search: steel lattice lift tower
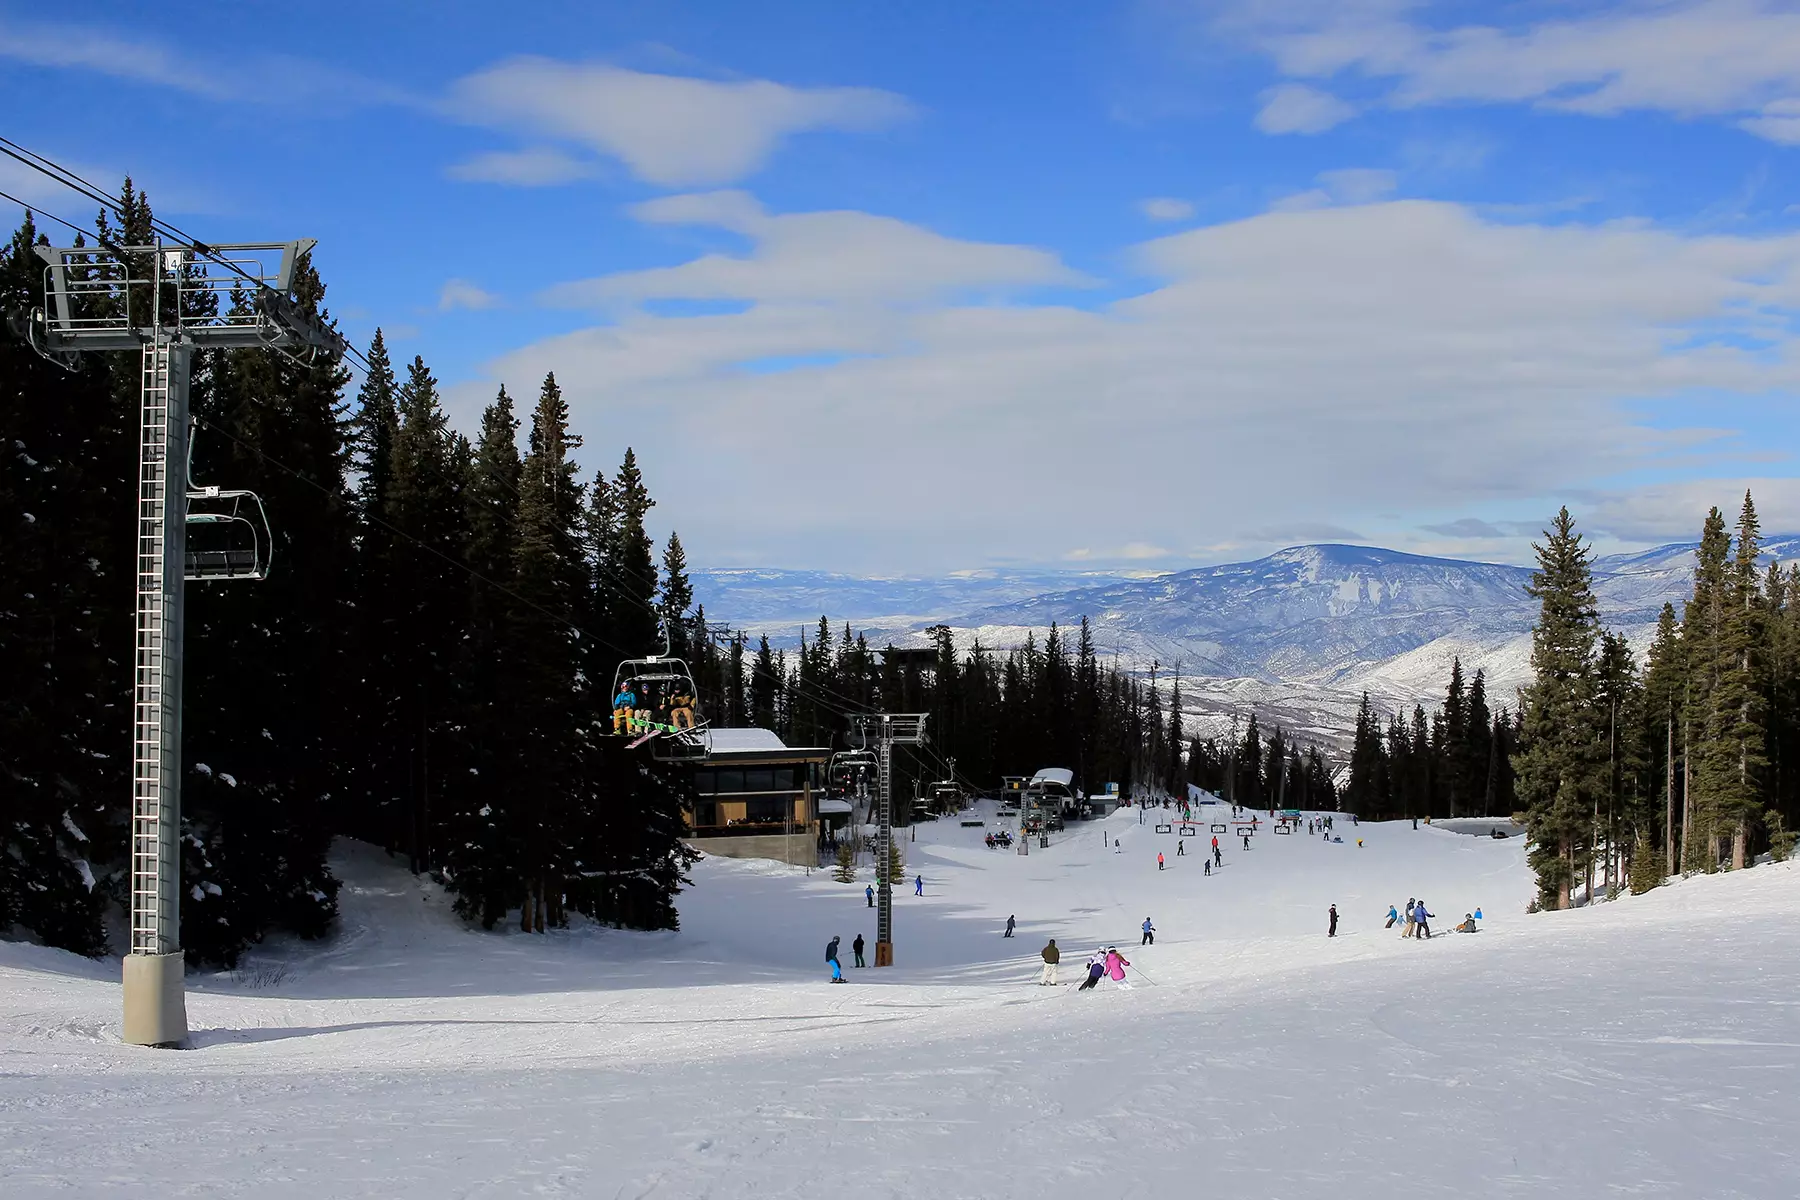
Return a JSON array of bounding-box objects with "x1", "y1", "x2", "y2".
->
[
  {"x1": 19, "y1": 239, "x2": 348, "y2": 1046},
  {"x1": 849, "y1": 713, "x2": 927, "y2": 967}
]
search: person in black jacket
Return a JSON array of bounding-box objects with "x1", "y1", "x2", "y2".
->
[
  {"x1": 1328, "y1": 904, "x2": 1339, "y2": 937},
  {"x1": 852, "y1": 933, "x2": 866, "y2": 967},
  {"x1": 827, "y1": 936, "x2": 844, "y2": 982}
]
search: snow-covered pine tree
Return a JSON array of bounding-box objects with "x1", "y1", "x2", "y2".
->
[
  {"x1": 384, "y1": 356, "x2": 471, "y2": 875},
  {"x1": 1681, "y1": 507, "x2": 1732, "y2": 872},
  {"x1": 440, "y1": 386, "x2": 522, "y2": 928},
  {"x1": 1514, "y1": 507, "x2": 1605, "y2": 909},
  {"x1": 505, "y1": 374, "x2": 586, "y2": 933},
  {"x1": 0, "y1": 211, "x2": 127, "y2": 955}
]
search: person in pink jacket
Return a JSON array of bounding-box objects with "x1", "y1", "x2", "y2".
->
[{"x1": 1104, "y1": 947, "x2": 1130, "y2": 982}]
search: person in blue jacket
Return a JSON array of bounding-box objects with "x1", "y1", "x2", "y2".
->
[
  {"x1": 1385, "y1": 903, "x2": 1400, "y2": 929},
  {"x1": 1414, "y1": 901, "x2": 1434, "y2": 940},
  {"x1": 865, "y1": 884, "x2": 874, "y2": 908},
  {"x1": 914, "y1": 874, "x2": 924, "y2": 896},
  {"x1": 1141, "y1": 917, "x2": 1155, "y2": 946}
]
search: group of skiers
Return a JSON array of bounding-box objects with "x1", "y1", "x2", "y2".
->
[
  {"x1": 1036, "y1": 938, "x2": 1133, "y2": 990},
  {"x1": 825, "y1": 933, "x2": 868, "y2": 980},
  {"x1": 1385, "y1": 898, "x2": 1435, "y2": 938}
]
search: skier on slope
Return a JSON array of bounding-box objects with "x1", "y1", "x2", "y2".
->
[
  {"x1": 1158, "y1": 852, "x2": 1165, "y2": 871},
  {"x1": 1328, "y1": 904, "x2": 1339, "y2": 937},
  {"x1": 1005, "y1": 914, "x2": 1016, "y2": 938},
  {"x1": 1402, "y1": 899, "x2": 1417, "y2": 938},
  {"x1": 915, "y1": 874, "x2": 924, "y2": 897},
  {"x1": 827, "y1": 935, "x2": 844, "y2": 983},
  {"x1": 1414, "y1": 901, "x2": 1434, "y2": 940},
  {"x1": 1105, "y1": 947, "x2": 1131, "y2": 983},
  {"x1": 1141, "y1": 917, "x2": 1155, "y2": 946},
  {"x1": 1204, "y1": 859, "x2": 1211, "y2": 876},
  {"x1": 1039, "y1": 939, "x2": 1061, "y2": 986},
  {"x1": 866, "y1": 884, "x2": 874, "y2": 908},
  {"x1": 1385, "y1": 903, "x2": 1399, "y2": 929},
  {"x1": 853, "y1": 933, "x2": 866, "y2": 967},
  {"x1": 1078, "y1": 954, "x2": 1105, "y2": 991}
]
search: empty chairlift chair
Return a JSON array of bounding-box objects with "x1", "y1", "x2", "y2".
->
[{"x1": 184, "y1": 429, "x2": 273, "y2": 582}]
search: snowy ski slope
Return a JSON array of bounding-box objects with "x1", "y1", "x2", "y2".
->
[{"x1": 2, "y1": 806, "x2": 1796, "y2": 1198}]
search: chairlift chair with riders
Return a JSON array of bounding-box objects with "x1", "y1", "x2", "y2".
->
[
  {"x1": 184, "y1": 422, "x2": 274, "y2": 582},
  {"x1": 610, "y1": 624, "x2": 710, "y2": 763}
]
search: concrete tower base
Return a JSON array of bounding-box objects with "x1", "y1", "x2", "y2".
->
[{"x1": 122, "y1": 952, "x2": 187, "y2": 1047}]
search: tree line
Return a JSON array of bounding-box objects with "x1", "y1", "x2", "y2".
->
[
  {"x1": 1, "y1": 196, "x2": 696, "y2": 964},
  {"x1": 672, "y1": 614, "x2": 1339, "y2": 816},
  {"x1": 1339, "y1": 663, "x2": 1520, "y2": 821},
  {"x1": 1515, "y1": 498, "x2": 1800, "y2": 910}
]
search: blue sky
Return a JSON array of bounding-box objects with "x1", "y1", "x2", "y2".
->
[{"x1": 5, "y1": 0, "x2": 1800, "y2": 573}]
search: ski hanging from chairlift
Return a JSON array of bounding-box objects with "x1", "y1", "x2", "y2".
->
[{"x1": 609, "y1": 622, "x2": 710, "y2": 762}]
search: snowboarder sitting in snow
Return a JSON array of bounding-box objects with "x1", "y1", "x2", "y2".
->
[
  {"x1": 1455, "y1": 914, "x2": 1479, "y2": 933},
  {"x1": 1039, "y1": 939, "x2": 1061, "y2": 986},
  {"x1": 827, "y1": 935, "x2": 844, "y2": 982},
  {"x1": 612, "y1": 686, "x2": 637, "y2": 734}
]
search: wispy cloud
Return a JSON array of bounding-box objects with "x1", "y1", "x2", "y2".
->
[
  {"x1": 447, "y1": 59, "x2": 914, "y2": 187},
  {"x1": 1139, "y1": 196, "x2": 1196, "y2": 221},
  {"x1": 446, "y1": 147, "x2": 598, "y2": 187},
  {"x1": 1217, "y1": 0, "x2": 1800, "y2": 144},
  {"x1": 1255, "y1": 82, "x2": 1356, "y2": 134},
  {"x1": 0, "y1": 17, "x2": 414, "y2": 111},
  {"x1": 542, "y1": 190, "x2": 1085, "y2": 308},
  {"x1": 438, "y1": 279, "x2": 500, "y2": 311}
]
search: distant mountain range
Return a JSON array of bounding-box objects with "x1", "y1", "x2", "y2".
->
[{"x1": 694, "y1": 538, "x2": 1800, "y2": 749}]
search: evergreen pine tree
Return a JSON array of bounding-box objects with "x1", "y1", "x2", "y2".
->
[{"x1": 1514, "y1": 507, "x2": 1605, "y2": 909}]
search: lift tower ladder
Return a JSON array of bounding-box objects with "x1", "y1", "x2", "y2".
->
[
  {"x1": 19, "y1": 239, "x2": 348, "y2": 1047},
  {"x1": 849, "y1": 713, "x2": 927, "y2": 967}
]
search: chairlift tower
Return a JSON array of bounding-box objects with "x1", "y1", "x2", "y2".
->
[
  {"x1": 18, "y1": 239, "x2": 348, "y2": 1047},
  {"x1": 849, "y1": 713, "x2": 927, "y2": 967}
]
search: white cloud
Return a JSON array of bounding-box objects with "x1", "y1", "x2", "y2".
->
[
  {"x1": 1255, "y1": 83, "x2": 1358, "y2": 134},
  {"x1": 438, "y1": 279, "x2": 499, "y2": 311},
  {"x1": 0, "y1": 18, "x2": 412, "y2": 111},
  {"x1": 1139, "y1": 197, "x2": 1197, "y2": 221},
  {"x1": 1221, "y1": 0, "x2": 1800, "y2": 143},
  {"x1": 457, "y1": 198, "x2": 1800, "y2": 572},
  {"x1": 542, "y1": 191, "x2": 1085, "y2": 308},
  {"x1": 1742, "y1": 97, "x2": 1800, "y2": 145},
  {"x1": 0, "y1": 19, "x2": 231, "y2": 97},
  {"x1": 448, "y1": 59, "x2": 913, "y2": 187},
  {"x1": 1317, "y1": 167, "x2": 1396, "y2": 203},
  {"x1": 1580, "y1": 478, "x2": 1800, "y2": 542},
  {"x1": 447, "y1": 147, "x2": 597, "y2": 186}
]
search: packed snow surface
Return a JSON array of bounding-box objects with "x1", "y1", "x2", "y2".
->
[{"x1": 3, "y1": 807, "x2": 1797, "y2": 1198}]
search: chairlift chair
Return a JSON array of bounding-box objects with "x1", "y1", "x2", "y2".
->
[
  {"x1": 610, "y1": 628, "x2": 710, "y2": 763},
  {"x1": 184, "y1": 426, "x2": 273, "y2": 582}
]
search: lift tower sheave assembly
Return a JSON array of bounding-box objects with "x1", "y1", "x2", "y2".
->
[
  {"x1": 20, "y1": 239, "x2": 349, "y2": 1047},
  {"x1": 850, "y1": 713, "x2": 927, "y2": 968}
]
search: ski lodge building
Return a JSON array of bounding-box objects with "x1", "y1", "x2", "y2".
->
[{"x1": 683, "y1": 728, "x2": 834, "y2": 867}]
